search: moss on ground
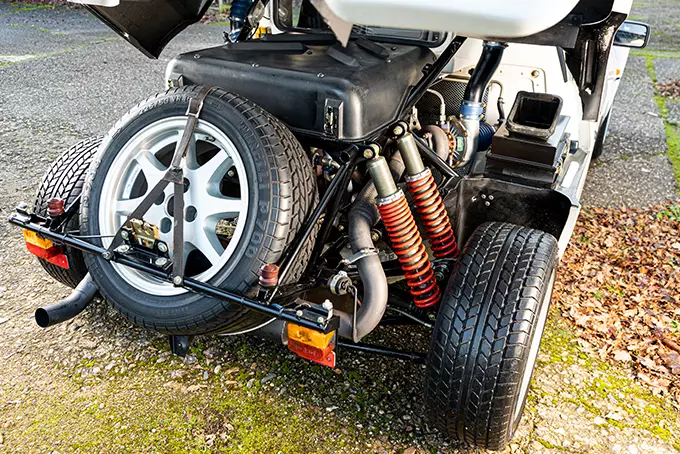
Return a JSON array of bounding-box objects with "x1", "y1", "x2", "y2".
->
[
  {"x1": 639, "y1": 55, "x2": 680, "y2": 190},
  {"x1": 539, "y1": 314, "x2": 680, "y2": 447}
]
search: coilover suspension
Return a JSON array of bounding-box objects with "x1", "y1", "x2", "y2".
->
[
  {"x1": 393, "y1": 123, "x2": 460, "y2": 259},
  {"x1": 366, "y1": 151, "x2": 441, "y2": 309}
]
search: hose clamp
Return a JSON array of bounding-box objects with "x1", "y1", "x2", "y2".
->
[
  {"x1": 339, "y1": 248, "x2": 379, "y2": 267},
  {"x1": 460, "y1": 100, "x2": 484, "y2": 120}
]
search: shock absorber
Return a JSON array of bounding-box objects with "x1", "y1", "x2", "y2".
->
[
  {"x1": 393, "y1": 123, "x2": 460, "y2": 259},
  {"x1": 228, "y1": 0, "x2": 253, "y2": 42},
  {"x1": 366, "y1": 149, "x2": 440, "y2": 309}
]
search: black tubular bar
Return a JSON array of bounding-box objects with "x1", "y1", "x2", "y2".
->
[
  {"x1": 412, "y1": 133, "x2": 461, "y2": 180},
  {"x1": 402, "y1": 36, "x2": 467, "y2": 115},
  {"x1": 276, "y1": 146, "x2": 358, "y2": 289},
  {"x1": 305, "y1": 155, "x2": 357, "y2": 275},
  {"x1": 337, "y1": 340, "x2": 427, "y2": 363},
  {"x1": 9, "y1": 215, "x2": 334, "y2": 333}
]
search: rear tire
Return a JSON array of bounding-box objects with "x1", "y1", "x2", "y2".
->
[
  {"x1": 33, "y1": 137, "x2": 101, "y2": 288},
  {"x1": 81, "y1": 86, "x2": 317, "y2": 335},
  {"x1": 425, "y1": 222, "x2": 558, "y2": 450}
]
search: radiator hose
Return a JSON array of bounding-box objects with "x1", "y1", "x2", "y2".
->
[{"x1": 458, "y1": 41, "x2": 506, "y2": 166}]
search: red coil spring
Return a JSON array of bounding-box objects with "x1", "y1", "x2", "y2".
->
[
  {"x1": 378, "y1": 191, "x2": 441, "y2": 309},
  {"x1": 407, "y1": 169, "x2": 460, "y2": 259}
]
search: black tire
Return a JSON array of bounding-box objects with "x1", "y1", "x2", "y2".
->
[
  {"x1": 33, "y1": 137, "x2": 101, "y2": 288},
  {"x1": 425, "y1": 222, "x2": 558, "y2": 450},
  {"x1": 81, "y1": 86, "x2": 317, "y2": 335},
  {"x1": 591, "y1": 109, "x2": 612, "y2": 160}
]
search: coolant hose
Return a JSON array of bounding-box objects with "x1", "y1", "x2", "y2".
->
[{"x1": 459, "y1": 41, "x2": 506, "y2": 166}]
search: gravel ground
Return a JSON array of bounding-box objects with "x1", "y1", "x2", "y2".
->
[{"x1": 0, "y1": 2, "x2": 679, "y2": 453}]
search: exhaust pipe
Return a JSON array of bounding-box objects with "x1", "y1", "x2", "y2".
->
[{"x1": 35, "y1": 273, "x2": 97, "y2": 328}]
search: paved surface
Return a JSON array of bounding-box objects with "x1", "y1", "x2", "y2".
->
[
  {"x1": 0, "y1": 2, "x2": 678, "y2": 453},
  {"x1": 582, "y1": 0, "x2": 680, "y2": 207}
]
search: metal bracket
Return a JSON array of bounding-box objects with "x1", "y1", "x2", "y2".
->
[
  {"x1": 169, "y1": 335, "x2": 193, "y2": 358},
  {"x1": 339, "y1": 247, "x2": 379, "y2": 268}
]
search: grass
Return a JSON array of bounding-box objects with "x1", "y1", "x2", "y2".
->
[{"x1": 640, "y1": 55, "x2": 680, "y2": 190}]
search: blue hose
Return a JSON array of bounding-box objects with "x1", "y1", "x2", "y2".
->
[
  {"x1": 478, "y1": 122, "x2": 495, "y2": 151},
  {"x1": 228, "y1": 0, "x2": 253, "y2": 42}
]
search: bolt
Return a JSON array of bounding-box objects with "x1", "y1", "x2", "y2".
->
[
  {"x1": 485, "y1": 201, "x2": 491, "y2": 207},
  {"x1": 317, "y1": 73, "x2": 325, "y2": 78},
  {"x1": 363, "y1": 148, "x2": 375, "y2": 159},
  {"x1": 115, "y1": 245, "x2": 130, "y2": 254},
  {"x1": 392, "y1": 125, "x2": 405, "y2": 136},
  {"x1": 296, "y1": 310, "x2": 304, "y2": 317},
  {"x1": 252, "y1": 63, "x2": 259, "y2": 67},
  {"x1": 155, "y1": 257, "x2": 169, "y2": 267},
  {"x1": 227, "y1": 169, "x2": 236, "y2": 178},
  {"x1": 428, "y1": 313, "x2": 437, "y2": 321},
  {"x1": 371, "y1": 231, "x2": 381, "y2": 242},
  {"x1": 172, "y1": 276, "x2": 183, "y2": 286},
  {"x1": 194, "y1": 54, "x2": 201, "y2": 59},
  {"x1": 322, "y1": 300, "x2": 333, "y2": 311},
  {"x1": 316, "y1": 316, "x2": 325, "y2": 324},
  {"x1": 102, "y1": 251, "x2": 113, "y2": 261},
  {"x1": 120, "y1": 230, "x2": 129, "y2": 240},
  {"x1": 481, "y1": 194, "x2": 487, "y2": 199},
  {"x1": 531, "y1": 70, "x2": 540, "y2": 78},
  {"x1": 157, "y1": 242, "x2": 168, "y2": 253},
  {"x1": 337, "y1": 225, "x2": 345, "y2": 232},
  {"x1": 488, "y1": 195, "x2": 494, "y2": 201},
  {"x1": 471, "y1": 196, "x2": 478, "y2": 202}
]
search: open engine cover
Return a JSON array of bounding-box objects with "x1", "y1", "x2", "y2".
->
[{"x1": 166, "y1": 36, "x2": 436, "y2": 142}]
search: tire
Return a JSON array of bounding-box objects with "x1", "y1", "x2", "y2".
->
[
  {"x1": 591, "y1": 109, "x2": 612, "y2": 160},
  {"x1": 425, "y1": 222, "x2": 558, "y2": 450},
  {"x1": 81, "y1": 86, "x2": 317, "y2": 335},
  {"x1": 33, "y1": 137, "x2": 101, "y2": 288}
]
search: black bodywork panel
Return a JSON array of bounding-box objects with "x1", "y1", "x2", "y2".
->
[
  {"x1": 166, "y1": 36, "x2": 436, "y2": 141},
  {"x1": 83, "y1": 0, "x2": 213, "y2": 59},
  {"x1": 446, "y1": 177, "x2": 573, "y2": 247}
]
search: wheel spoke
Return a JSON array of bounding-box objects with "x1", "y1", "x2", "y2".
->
[
  {"x1": 134, "y1": 149, "x2": 166, "y2": 185},
  {"x1": 201, "y1": 195, "x2": 243, "y2": 221},
  {"x1": 185, "y1": 223, "x2": 223, "y2": 266},
  {"x1": 193, "y1": 150, "x2": 233, "y2": 189}
]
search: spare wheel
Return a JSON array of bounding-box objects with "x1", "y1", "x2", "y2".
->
[{"x1": 80, "y1": 86, "x2": 317, "y2": 335}]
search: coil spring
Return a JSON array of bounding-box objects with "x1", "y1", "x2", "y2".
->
[
  {"x1": 378, "y1": 190, "x2": 441, "y2": 309},
  {"x1": 407, "y1": 169, "x2": 459, "y2": 259}
]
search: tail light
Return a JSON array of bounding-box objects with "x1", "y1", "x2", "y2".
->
[
  {"x1": 23, "y1": 230, "x2": 69, "y2": 269},
  {"x1": 287, "y1": 324, "x2": 336, "y2": 368}
]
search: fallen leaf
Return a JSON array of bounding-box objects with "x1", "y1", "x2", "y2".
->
[{"x1": 614, "y1": 350, "x2": 632, "y2": 362}]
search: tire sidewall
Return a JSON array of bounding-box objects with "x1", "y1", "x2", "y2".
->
[{"x1": 81, "y1": 90, "x2": 283, "y2": 326}]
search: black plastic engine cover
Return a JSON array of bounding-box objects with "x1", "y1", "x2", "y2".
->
[{"x1": 166, "y1": 36, "x2": 436, "y2": 142}]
